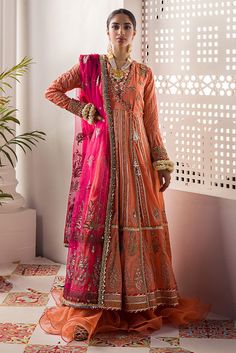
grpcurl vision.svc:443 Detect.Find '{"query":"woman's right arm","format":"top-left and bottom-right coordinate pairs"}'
top-left (45, 63), bottom-right (85, 116)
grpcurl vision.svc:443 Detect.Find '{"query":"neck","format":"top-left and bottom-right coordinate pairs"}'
top-left (112, 46), bottom-right (130, 62)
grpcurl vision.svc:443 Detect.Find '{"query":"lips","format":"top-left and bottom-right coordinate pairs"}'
top-left (116, 37), bottom-right (126, 42)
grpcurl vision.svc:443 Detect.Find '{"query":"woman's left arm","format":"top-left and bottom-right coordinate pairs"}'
top-left (143, 67), bottom-right (174, 192)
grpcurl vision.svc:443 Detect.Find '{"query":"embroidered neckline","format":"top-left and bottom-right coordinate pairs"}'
top-left (104, 54), bottom-right (135, 103)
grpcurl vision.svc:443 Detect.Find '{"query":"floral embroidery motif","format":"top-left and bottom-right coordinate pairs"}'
top-left (134, 268), bottom-right (144, 291)
top-left (68, 98), bottom-right (84, 116)
top-left (127, 233), bottom-right (138, 256)
top-left (133, 130), bottom-right (139, 141)
top-left (74, 254), bottom-right (89, 287)
top-left (91, 257), bottom-right (102, 287)
top-left (83, 200), bottom-right (103, 231)
top-left (87, 155), bottom-right (95, 167)
top-left (153, 208), bottom-right (159, 219)
top-left (133, 159), bottom-right (141, 176)
top-left (83, 55), bottom-right (89, 64)
top-left (95, 127), bottom-right (101, 137)
top-left (152, 145), bottom-right (169, 160)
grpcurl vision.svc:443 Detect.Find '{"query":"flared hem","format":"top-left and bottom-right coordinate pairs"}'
top-left (39, 289), bottom-right (211, 343)
top-left (62, 288), bottom-right (180, 312)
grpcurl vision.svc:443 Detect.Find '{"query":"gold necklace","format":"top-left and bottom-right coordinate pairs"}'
top-left (107, 52), bottom-right (132, 81)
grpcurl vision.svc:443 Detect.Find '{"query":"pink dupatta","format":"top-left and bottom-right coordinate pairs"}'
top-left (63, 54), bottom-right (116, 308)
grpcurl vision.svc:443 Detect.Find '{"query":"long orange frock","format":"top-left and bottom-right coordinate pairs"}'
top-left (40, 55), bottom-right (210, 342)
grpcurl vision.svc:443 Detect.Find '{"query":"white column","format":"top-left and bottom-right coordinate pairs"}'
top-left (0, 0), bottom-right (36, 263)
top-left (0, 0), bottom-right (25, 212)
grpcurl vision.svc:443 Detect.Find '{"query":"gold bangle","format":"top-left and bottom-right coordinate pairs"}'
top-left (153, 160), bottom-right (174, 173)
top-left (81, 103), bottom-right (97, 124)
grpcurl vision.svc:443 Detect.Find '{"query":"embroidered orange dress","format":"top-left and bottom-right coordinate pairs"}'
top-left (40, 55), bottom-right (210, 342)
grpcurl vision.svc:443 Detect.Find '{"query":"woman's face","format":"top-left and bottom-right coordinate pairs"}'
top-left (107, 13), bottom-right (136, 50)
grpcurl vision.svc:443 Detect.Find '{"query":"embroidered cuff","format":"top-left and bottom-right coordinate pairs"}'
top-left (67, 98), bottom-right (86, 116)
top-left (153, 160), bottom-right (174, 173)
top-left (151, 145), bottom-right (169, 161)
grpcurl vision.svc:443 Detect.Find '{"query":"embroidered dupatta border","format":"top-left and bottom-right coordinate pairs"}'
top-left (61, 54), bottom-right (116, 310)
top-left (97, 54), bottom-right (116, 306)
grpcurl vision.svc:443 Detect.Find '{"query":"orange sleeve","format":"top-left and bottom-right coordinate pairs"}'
top-left (143, 67), bottom-right (169, 162)
top-left (45, 63), bottom-right (84, 116)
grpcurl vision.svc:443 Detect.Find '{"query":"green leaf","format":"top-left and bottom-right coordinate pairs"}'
top-left (9, 141), bottom-right (27, 154)
top-left (11, 140), bottom-right (32, 151)
top-left (0, 149), bottom-right (14, 167)
top-left (0, 125), bottom-right (15, 136)
top-left (4, 145), bottom-right (18, 162)
top-left (0, 131), bottom-right (8, 143)
top-left (0, 193), bottom-right (13, 199)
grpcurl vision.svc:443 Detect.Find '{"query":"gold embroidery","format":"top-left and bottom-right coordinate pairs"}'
top-left (98, 54), bottom-right (117, 305)
top-left (68, 98), bottom-right (85, 116)
top-left (135, 267), bottom-right (145, 291)
top-left (152, 145), bottom-right (169, 160)
top-left (111, 225), bottom-right (163, 231)
top-left (127, 232), bottom-right (138, 256)
top-left (132, 130), bottom-right (139, 141)
top-left (83, 200), bottom-right (102, 231)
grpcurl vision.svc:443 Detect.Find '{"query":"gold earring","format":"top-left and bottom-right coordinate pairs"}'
top-left (127, 44), bottom-right (132, 56)
top-left (107, 42), bottom-right (113, 59)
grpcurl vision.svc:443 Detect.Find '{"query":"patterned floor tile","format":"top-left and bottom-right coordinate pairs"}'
top-left (87, 347), bottom-right (149, 353)
top-left (150, 348), bottom-right (193, 353)
top-left (0, 343), bottom-right (26, 352)
top-left (45, 292), bottom-right (57, 307)
top-left (57, 265), bottom-right (66, 276)
top-left (150, 325), bottom-right (179, 338)
top-left (150, 338), bottom-right (174, 348)
top-left (1, 291), bottom-right (49, 306)
top-left (180, 338), bottom-right (236, 353)
top-left (0, 292), bottom-right (8, 304)
top-left (52, 276), bottom-right (65, 290)
top-left (0, 323), bottom-right (36, 344)
top-left (179, 319), bottom-right (236, 339)
top-left (28, 325), bottom-right (58, 346)
top-left (29, 324), bottom-right (85, 346)
top-left (13, 264), bottom-right (60, 276)
top-left (89, 331), bottom-right (150, 347)
top-left (161, 337), bottom-right (179, 346)
top-left (0, 307), bottom-right (44, 323)
top-left (0, 276), bottom-right (13, 292)
top-left (24, 345), bottom-right (87, 353)
top-left (0, 263), bottom-right (18, 276)
top-left (9, 274), bottom-right (55, 292)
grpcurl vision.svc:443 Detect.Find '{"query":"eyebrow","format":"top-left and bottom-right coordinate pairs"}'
top-left (111, 22), bottom-right (132, 25)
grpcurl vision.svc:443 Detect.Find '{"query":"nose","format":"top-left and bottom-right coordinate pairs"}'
top-left (118, 26), bottom-right (124, 35)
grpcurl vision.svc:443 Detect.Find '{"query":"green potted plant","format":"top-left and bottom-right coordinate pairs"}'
top-left (0, 57), bottom-right (46, 206)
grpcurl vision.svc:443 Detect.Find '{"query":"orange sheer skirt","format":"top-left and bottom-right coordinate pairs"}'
top-left (40, 288), bottom-right (211, 342)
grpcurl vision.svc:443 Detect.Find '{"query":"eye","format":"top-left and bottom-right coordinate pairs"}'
top-left (112, 24), bottom-right (119, 30)
top-left (124, 25), bottom-right (132, 30)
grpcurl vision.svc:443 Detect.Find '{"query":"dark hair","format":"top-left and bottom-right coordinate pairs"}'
top-left (106, 8), bottom-right (136, 31)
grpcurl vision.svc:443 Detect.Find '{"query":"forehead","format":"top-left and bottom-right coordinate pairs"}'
top-left (109, 13), bottom-right (133, 25)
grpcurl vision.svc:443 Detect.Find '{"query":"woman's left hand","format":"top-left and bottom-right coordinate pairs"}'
top-left (158, 170), bottom-right (171, 192)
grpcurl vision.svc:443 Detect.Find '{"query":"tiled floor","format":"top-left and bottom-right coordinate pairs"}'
top-left (0, 258), bottom-right (236, 353)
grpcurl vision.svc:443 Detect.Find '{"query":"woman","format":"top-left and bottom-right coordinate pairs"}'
top-left (40, 8), bottom-right (210, 342)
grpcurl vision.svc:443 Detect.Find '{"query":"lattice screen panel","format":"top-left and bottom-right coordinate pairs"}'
top-left (142, 0), bottom-right (236, 199)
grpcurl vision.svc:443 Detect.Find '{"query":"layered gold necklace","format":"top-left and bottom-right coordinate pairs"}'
top-left (107, 51), bottom-right (132, 81)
